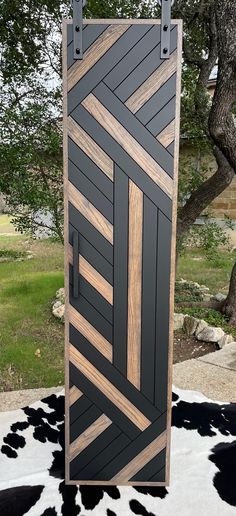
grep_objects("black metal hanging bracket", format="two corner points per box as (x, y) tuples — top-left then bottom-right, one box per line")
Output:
(159, 0), (174, 59)
(72, 0), (83, 60)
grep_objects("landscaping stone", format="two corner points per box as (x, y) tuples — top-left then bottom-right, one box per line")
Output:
(195, 319), (208, 337)
(56, 287), (65, 303)
(174, 313), (185, 330)
(196, 325), (224, 343)
(218, 333), (234, 349)
(213, 292), (227, 303)
(52, 303), (65, 321)
(52, 300), (62, 310)
(183, 315), (199, 336)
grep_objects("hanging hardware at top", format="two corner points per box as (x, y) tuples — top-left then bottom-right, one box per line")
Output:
(159, 0), (175, 59)
(72, 0), (87, 60)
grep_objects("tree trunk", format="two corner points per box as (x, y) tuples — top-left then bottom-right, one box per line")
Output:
(177, 147), (234, 244)
(221, 260), (236, 325)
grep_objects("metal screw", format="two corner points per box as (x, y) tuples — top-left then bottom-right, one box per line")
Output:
(76, 48), (80, 55)
(163, 47), (168, 54)
(163, 24), (168, 31)
(75, 25), (80, 32)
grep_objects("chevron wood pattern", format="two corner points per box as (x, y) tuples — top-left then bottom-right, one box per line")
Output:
(64, 19), (182, 486)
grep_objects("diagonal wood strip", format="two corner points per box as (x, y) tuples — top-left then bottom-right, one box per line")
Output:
(69, 344), (152, 431)
(69, 245), (113, 304)
(68, 182), (113, 244)
(82, 94), (173, 199)
(127, 181), (143, 390)
(68, 24), (130, 91)
(68, 117), (113, 180)
(125, 50), (177, 114)
(70, 413), (112, 461)
(111, 431), (167, 482)
(70, 385), (83, 406)
(156, 120), (175, 148)
(69, 305), (112, 362)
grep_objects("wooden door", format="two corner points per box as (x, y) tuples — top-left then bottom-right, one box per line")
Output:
(64, 19), (182, 486)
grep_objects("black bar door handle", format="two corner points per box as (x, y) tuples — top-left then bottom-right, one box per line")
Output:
(72, 230), (79, 298)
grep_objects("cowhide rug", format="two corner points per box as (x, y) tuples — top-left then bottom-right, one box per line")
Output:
(0, 387), (235, 516)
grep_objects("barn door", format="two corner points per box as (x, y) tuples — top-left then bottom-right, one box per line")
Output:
(64, 18), (182, 486)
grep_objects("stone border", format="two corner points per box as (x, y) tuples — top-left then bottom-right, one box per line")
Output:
(174, 312), (235, 349)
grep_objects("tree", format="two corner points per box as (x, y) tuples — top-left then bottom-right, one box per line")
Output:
(0, 0), (67, 240)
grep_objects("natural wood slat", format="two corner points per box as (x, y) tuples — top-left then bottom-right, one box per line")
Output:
(69, 305), (112, 362)
(69, 385), (83, 406)
(111, 431), (167, 482)
(68, 182), (113, 244)
(127, 181), (143, 390)
(125, 50), (177, 113)
(82, 94), (173, 199)
(68, 24), (130, 91)
(157, 120), (175, 148)
(69, 245), (113, 304)
(69, 344), (152, 431)
(68, 116), (113, 180)
(70, 414), (112, 461)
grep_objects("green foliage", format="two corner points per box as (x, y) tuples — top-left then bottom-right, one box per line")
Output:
(0, 249), (28, 261)
(175, 281), (204, 303)
(184, 219), (231, 264)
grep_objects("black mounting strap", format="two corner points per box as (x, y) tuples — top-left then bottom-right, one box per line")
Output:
(73, 0), (83, 60)
(159, 0), (174, 59)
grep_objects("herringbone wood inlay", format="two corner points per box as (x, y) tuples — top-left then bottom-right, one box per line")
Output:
(64, 18), (182, 486)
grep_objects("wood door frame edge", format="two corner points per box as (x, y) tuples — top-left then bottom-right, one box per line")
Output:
(63, 19), (70, 486)
(165, 19), (183, 487)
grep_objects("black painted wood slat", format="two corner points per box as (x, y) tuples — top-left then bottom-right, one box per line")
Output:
(70, 363), (141, 440)
(114, 26), (177, 102)
(93, 81), (173, 178)
(113, 165), (128, 375)
(68, 24), (154, 113)
(69, 203), (113, 264)
(154, 211), (172, 413)
(69, 324), (161, 422)
(69, 268), (113, 324)
(92, 413), (167, 481)
(69, 224), (113, 285)
(68, 159), (113, 223)
(136, 73), (177, 125)
(69, 285), (113, 344)
(68, 137), (114, 203)
(70, 424), (121, 479)
(103, 24), (156, 90)
(130, 448), (166, 482)
(141, 197), (158, 404)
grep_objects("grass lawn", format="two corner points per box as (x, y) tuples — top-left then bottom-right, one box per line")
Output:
(0, 221), (64, 391)
(177, 248), (236, 294)
(0, 214), (18, 235)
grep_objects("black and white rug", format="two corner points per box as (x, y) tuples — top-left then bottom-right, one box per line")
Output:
(0, 387), (235, 516)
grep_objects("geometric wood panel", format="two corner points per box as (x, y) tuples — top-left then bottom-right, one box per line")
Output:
(64, 18), (182, 486)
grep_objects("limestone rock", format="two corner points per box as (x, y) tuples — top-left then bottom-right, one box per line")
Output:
(183, 316), (199, 336)
(52, 300), (62, 310)
(196, 326), (224, 343)
(213, 292), (227, 303)
(195, 319), (208, 337)
(218, 334), (234, 349)
(174, 313), (185, 331)
(52, 303), (65, 321)
(56, 287), (65, 303)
